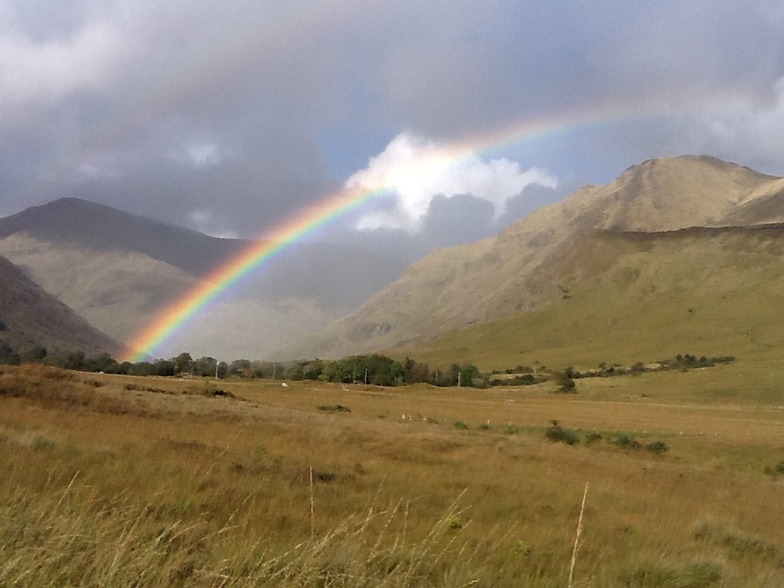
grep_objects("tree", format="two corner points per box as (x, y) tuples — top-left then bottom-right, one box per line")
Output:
(154, 359), (175, 376)
(303, 360), (324, 380)
(193, 356), (218, 377)
(83, 353), (118, 373)
(460, 364), (485, 388)
(21, 345), (48, 364)
(229, 359), (252, 378)
(63, 350), (85, 371)
(0, 341), (17, 364)
(173, 352), (193, 375)
(128, 361), (155, 376)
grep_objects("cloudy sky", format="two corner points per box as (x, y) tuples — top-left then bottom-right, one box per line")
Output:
(2, 0), (784, 261)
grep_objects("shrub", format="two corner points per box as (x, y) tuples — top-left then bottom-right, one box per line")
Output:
(491, 373), (543, 386)
(552, 371), (576, 393)
(31, 435), (55, 451)
(614, 435), (668, 454)
(615, 434), (642, 450)
(545, 420), (578, 444)
(317, 405), (351, 413)
(645, 441), (669, 455)
(585, 432), (603, 445)
(763, 460), (784, 478)
(454, 420), (469, 430)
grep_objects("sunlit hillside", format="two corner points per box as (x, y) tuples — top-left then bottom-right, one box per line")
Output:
(284, 156), (784, 361)
(400, 225), (784, 372)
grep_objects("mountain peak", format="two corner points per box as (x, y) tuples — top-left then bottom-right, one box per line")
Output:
(589, 155), (776, 232)
(0, 197), (249, 276)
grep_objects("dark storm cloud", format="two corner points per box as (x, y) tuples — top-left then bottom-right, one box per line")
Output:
(1, 0), (784, 248)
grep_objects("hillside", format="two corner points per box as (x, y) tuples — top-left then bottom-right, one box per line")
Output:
(282, 156), (784, 360)
(401, 225), (784, 370)
(0, 198), (405, 359)
(0, 254), (120, 357)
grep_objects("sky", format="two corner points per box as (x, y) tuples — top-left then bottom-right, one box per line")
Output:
(2, 0), (784, 263)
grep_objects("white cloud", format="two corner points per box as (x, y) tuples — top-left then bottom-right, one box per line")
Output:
(346, 133), (558, 231)
(175, 142), (230, 169)
(0, 20), (126, 108)
(667, 77), (784, 174)
(188, 210), (238, 239)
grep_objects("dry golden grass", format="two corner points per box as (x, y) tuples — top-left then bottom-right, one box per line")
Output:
(2, 363), (784, 586)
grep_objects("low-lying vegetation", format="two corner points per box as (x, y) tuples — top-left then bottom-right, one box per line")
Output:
(2, 363), (783, 586)
(543, 421), (669, 454)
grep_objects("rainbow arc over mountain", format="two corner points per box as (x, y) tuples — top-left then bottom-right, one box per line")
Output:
(122, 106), (667, 362)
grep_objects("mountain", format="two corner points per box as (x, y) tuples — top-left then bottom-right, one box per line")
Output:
(0, 198), (405, 359)
(0, 254), (120, 357)
(282, 156), (784, 361)
(0, 197), (249, 276)
(399, 225), (784, 370)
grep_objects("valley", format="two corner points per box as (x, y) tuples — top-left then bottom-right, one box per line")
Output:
(2, 156), (784, 586)
(2, 362), (784, 586)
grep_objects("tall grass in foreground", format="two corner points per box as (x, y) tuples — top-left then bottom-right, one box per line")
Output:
(0, 470), (529, 587)
(2, 364), (784, 586)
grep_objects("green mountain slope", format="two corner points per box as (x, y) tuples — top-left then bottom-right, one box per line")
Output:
(282, 156), (784, 361)
(401, 226), (784, 370)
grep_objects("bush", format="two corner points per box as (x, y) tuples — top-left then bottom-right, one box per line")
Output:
(763, 460), (784, 478)
(545, 420), (578, 444)
(614, 435), (668, 454)
(552, 371), (576, 393)
(645, 441), (669, 455)
(317, 405), (351, 413)
(585, 432), (603, 445)
(615, 434), (642, 450)
(494, 373), (545, 386)
(454, 420), (469, 430)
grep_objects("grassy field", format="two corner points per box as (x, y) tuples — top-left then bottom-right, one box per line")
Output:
(2, 362), (784, 586)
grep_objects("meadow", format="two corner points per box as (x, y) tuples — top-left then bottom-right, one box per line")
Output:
(2, 362), (784, 586)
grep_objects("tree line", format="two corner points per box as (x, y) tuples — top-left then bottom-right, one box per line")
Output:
(0, 339), (733, 391)
(0, 343), (488, 388)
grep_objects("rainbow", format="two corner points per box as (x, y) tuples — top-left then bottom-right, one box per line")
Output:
(122, 184), (388, 361)
(8, 3), (707, 362)
(122, 105), (674, 362)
